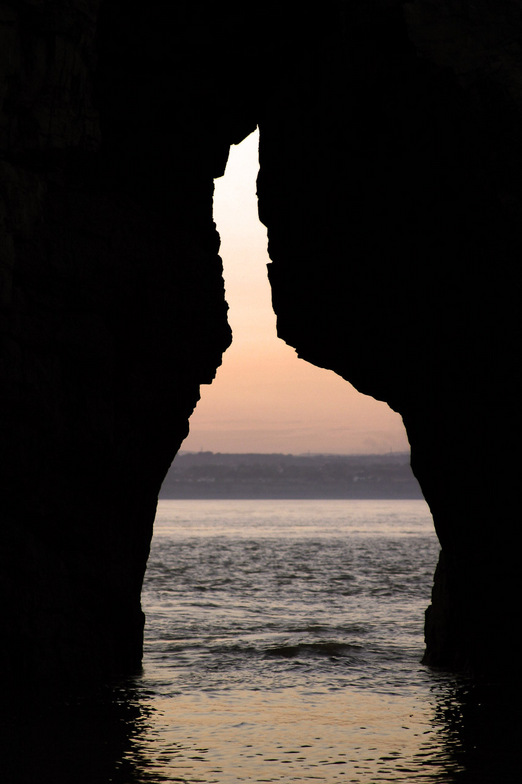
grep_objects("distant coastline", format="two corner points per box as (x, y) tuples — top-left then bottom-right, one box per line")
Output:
(159, 452), (424, 500)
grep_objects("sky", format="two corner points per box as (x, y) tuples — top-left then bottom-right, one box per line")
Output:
(181, 130), (410, 455)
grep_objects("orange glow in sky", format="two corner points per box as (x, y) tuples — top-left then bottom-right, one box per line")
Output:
(181, 130), (410, 454)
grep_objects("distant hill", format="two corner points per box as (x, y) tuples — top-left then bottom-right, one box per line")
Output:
(159, 452), (424, 499)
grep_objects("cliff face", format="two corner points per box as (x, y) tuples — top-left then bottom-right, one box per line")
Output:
(1, 1), (521, 688)
(0, 0), (236, 688)
(257, 1), (522, 677)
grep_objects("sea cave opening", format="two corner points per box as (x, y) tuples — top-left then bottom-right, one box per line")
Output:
(180, 128), (412, 462)
(143, 130), (443, 777)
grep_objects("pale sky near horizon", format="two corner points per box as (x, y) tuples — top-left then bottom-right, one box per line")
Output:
(181, 130), (410, 455)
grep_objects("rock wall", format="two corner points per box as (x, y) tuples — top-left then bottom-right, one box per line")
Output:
(257, 0), (522, 678)
(0, 0), (235, 689)
(1, 0), (521, 689)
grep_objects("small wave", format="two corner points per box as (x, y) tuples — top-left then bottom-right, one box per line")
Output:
(201, 639), (363, 664)
(264, 641), (360, 659)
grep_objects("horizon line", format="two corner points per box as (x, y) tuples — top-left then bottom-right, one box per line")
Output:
(177, 449), (411, 457)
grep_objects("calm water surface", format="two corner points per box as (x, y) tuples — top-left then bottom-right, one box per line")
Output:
(6, 499), (520, 783)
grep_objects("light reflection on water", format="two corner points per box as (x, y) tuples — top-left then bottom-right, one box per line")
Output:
(122, 685), (458, 783)
(3, 659), (520, 783)
(113, 675), (520, 784)
(3, 500), (521, 783)
(117, 500), (520, 783)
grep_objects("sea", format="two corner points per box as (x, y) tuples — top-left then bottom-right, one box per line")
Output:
(7, 498), (520, 783)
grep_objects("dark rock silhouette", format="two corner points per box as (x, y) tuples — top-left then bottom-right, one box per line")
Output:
(257, 2), (522, 680)
(1, 1), (521, 689)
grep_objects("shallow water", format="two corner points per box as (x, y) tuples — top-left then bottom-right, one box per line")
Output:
(4, 499), (520, 783)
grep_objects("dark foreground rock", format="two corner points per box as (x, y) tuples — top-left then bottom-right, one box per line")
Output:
(1, 1), (521, 690)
